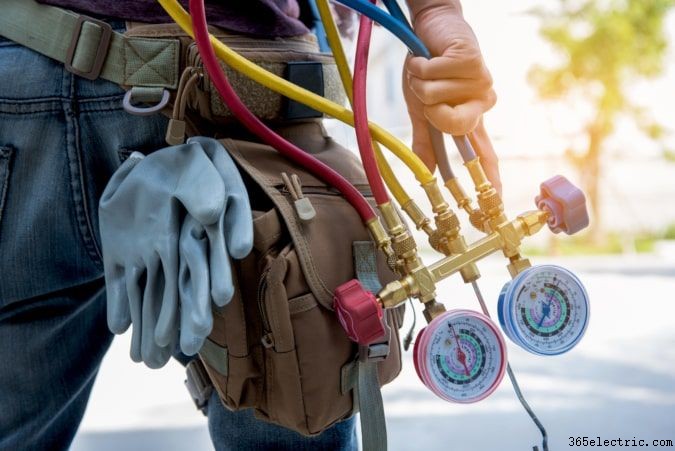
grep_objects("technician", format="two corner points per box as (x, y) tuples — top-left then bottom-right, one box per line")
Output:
(0, 0), (498, 449)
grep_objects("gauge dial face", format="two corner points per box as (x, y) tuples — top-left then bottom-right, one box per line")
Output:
(414, 310), (507, 403)
(499, 265), (589, 355)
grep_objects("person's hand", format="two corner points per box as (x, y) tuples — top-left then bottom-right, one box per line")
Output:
(402, 3), (501, 192)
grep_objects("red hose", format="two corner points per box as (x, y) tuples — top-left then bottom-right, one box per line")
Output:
(188, 0), (377, 222)
(353, 0), (390, 205)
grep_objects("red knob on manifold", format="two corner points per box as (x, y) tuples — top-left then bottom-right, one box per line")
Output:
(333, 279), (386, 345)
(536, 175), (590, 235)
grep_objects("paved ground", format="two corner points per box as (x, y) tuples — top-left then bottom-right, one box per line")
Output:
(71, 247), (675, 451)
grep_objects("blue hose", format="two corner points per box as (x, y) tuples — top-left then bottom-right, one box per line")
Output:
(334, 0), (431, 57)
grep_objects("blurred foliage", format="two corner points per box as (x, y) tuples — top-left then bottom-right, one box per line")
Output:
(524, 222), (675, 255)
(664, 223), (675, 239)
(663, 148), (675, 162)
(524, 232), (656, 255)
(528, 0), (674, 240)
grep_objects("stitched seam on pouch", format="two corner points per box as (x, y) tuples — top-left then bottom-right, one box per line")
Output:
(225, 139), (332, 306)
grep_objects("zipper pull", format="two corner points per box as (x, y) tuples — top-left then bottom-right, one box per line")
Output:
(281, 172), (316, 223)
(165, 66), (202, 145)
(261, 332), (275, 349)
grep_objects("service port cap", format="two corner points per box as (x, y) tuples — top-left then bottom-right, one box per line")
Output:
(536, 175), (589, 235)
(333, 279), (386, 345)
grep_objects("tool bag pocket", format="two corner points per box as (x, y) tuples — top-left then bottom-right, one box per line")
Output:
(198, 134), (403, 436)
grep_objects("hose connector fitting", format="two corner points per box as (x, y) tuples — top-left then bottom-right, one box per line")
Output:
(401, 200), (434, 236)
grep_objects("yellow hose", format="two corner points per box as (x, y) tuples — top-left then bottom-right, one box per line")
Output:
(157, 0), (435, 185)
(315, 0), (410, 205)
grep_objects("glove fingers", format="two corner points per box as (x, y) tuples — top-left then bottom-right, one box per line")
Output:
(105, 263), (131, 334)
(224, 193), (253, 259)
(203, 217), (234, 307)
(99, 152), (145, 208)
(141, 257), (173, 369)
(125, 265), (145, 363)
(154, 249), (180, 348)
(175, 144), (226, 226)
(179, 219), (213, 355)
(187, 136), (252, 260)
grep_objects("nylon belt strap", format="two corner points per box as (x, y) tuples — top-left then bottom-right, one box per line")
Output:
(1, 0), (180, 88)
(357, 360), (387, 451)
(353, 241), (388, 451)
(354, 241), (383, 294)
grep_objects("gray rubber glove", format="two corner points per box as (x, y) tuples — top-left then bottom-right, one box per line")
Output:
(177, 137), (253, 355)
(100, 141), (227, 368)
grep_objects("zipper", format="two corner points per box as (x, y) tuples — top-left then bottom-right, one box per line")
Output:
(257, 266), (275, 349)
(277, 185), (373, 198)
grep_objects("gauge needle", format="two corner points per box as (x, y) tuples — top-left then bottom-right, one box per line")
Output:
(538, 301), (551, 328)
(538, 280), (559, 328)
(449, 323), (470, 377)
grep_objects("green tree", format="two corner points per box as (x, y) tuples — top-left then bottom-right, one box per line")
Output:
(529, 0), (673, 239)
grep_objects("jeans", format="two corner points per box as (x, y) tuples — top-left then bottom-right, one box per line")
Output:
(0, 27), (356, 451)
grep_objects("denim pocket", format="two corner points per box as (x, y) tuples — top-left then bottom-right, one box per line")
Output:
(0, 145), (15, 229)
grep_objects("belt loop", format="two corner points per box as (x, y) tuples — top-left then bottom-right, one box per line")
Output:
(64, 15), (113, 80)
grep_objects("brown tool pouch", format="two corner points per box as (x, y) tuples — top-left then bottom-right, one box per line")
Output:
(122, 24), (403, 436)
(196, 122), (403, 436)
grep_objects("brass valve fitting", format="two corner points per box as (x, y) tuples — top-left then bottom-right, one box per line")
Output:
(421, 180), (449, 215)
(444, 178), (472, 214)
(379, 202), (428, 278)
(428, 211), (460, 254)
(465, 157), (491, 192)
(517, 210), (550, 237)
(477, 191), (503, 217)
(378, 202), (405, 236)
(507, 254), (532, 278)
(378, 264), (436, 308)
(419, 180), (482, 283)
(366, 217), (393, 260)
(376, 203), (438, 308)
(446, 235), (481, 283)
(422, 299), (447, 323)
(444, 177), (489, 233)
(401, 200), (434, 236)
(465, 158), (508, 229)
(469, 208), (488, 232)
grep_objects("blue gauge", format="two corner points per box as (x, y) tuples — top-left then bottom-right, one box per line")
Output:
(498, 265), (589, 356)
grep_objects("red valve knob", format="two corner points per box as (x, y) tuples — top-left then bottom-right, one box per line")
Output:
(333, 279), (385, 345)
(535, 175), (589, 235)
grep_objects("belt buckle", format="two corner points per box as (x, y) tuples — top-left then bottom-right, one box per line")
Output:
(358, 318), (392, 363)
(184, 359), (214, 416)
(65, 15), (113, 80)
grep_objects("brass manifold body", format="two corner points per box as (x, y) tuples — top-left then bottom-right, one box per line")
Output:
(373, 156), (550, 321)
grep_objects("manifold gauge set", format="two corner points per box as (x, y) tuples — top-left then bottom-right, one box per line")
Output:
(160, 0), (592, 448)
